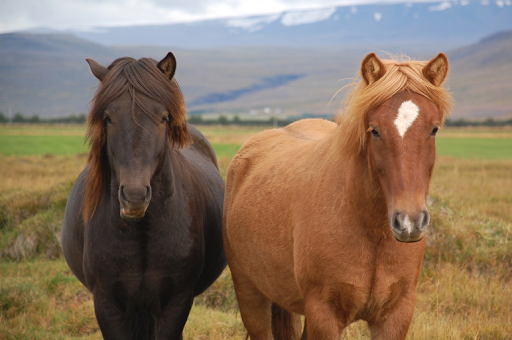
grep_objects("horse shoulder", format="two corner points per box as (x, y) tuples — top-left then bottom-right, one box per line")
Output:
(175, 127), (225, 222)
(61, 167), (88, 287)
(172, 128), (227, 295)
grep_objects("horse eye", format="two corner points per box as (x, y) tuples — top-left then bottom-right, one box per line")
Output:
(371, 128), (379, 137)
(431, 127), (439, 136)
(104, 115), (112, 124)
(161, 115), (169, 123)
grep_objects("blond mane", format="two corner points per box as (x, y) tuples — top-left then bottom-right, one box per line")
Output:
(336, 57), (453, 154)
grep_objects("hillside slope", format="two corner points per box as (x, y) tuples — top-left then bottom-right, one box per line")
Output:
(0, 33), (120, 117)
(447, 30), (512, 118)
(0, 31), (511, 118)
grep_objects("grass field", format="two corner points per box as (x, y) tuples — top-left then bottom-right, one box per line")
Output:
(2, 124), (512, 159)
(1, 124), (512, 339)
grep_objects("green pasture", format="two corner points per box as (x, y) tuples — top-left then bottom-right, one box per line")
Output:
(210, 143), (241, 159)
(436, 138), (512, 160)
(0, 135), (87, 156)
(0, 135), (240, 159)
(0, 126), (512, 160)
(2, 131), (512, 160)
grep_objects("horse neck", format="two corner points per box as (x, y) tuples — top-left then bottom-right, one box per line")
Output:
(322, 126), (389, 234)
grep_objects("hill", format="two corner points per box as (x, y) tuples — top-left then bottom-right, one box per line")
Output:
(0, 33), (120, 118)
(0, 30), (511, 118)
(63, 1), (512, 50)
(0, 33), (365, 118)
(447, 30), (512, 118)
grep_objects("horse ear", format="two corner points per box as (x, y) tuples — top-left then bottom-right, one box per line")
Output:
(86, 58), (109, 82)
(423, 53), (449, 86)
(361, 53), (386, 85)
(157, 52), (177, 80)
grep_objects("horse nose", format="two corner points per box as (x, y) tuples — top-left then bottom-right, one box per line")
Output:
(119, 185), (152, 204)
(119, 185), (152, 220)
(391, 209), (429, 242)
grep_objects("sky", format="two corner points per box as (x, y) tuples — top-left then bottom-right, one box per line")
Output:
(0, 0), (442, 34)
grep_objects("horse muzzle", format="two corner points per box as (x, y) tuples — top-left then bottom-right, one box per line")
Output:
(119, 185), (152, 221)
(390, 209), (429, 243)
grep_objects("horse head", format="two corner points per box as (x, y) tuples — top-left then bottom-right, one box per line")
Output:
(361, 53), (449, 242)
(84, 53), (189, 221)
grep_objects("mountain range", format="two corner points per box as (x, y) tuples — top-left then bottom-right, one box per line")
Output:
(1, 1), (511, 119)
(61, 1), (512, 50)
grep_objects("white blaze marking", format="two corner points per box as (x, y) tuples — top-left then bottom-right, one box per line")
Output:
(394, 100), (419, 138)
(403, 215), (413, 233)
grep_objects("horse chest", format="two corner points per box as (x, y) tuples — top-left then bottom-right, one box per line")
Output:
(83, 216), (202, 291)
(355, 242), (424, 321)
(304, 236), (422, 322)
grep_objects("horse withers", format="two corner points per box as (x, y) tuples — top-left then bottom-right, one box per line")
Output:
(223, 53), (452, 339)
(62, 53), (226, 340)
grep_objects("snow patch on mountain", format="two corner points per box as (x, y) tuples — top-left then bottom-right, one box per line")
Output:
(495, 0), (512, 6)
(226, 14), (281, 32)
(429, 2), (453, 11)
(281, 7), (336, 27)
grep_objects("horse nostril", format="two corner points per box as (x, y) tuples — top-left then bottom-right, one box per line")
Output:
(392, 212), (402, 231)
(144, 186), (152, 202)
(120, 186), (128, 203)
(419, 210), (430, 231)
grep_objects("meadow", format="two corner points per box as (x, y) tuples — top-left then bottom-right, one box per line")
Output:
(1, 124), (511, 339)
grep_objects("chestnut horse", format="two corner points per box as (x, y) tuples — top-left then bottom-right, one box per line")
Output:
(62, 53), (226, 340)
(223, 53), (452, 339)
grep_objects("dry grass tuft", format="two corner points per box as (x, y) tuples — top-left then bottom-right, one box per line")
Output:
(431, 156), (512, 222)
(194, 125), (267, 145)
(0, 154), (87, 192)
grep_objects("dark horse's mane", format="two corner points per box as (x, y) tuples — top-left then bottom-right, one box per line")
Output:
(83, 57), (190, 222)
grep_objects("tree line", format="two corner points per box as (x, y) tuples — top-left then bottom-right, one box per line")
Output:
(1, 112), (512, 127)
(444, 117), (512, 127)
(187, 114), (298, 127)
(0, 112), (87, 124)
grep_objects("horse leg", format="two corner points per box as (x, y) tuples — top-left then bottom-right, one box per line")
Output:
(154, 290), (195, 340)
(303, 296), (342, 340)
(230, 265), (273, 340)
(367, 296), (415, 340)
(93, 293), (132, 340)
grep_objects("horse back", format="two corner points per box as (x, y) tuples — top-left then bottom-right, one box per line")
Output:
(225, 118), (337, 204)
(186, 124), (219, 169)
(281, 118), (337, 141)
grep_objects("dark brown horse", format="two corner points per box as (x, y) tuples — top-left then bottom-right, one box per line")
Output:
(62, 53), (226, 340)
(223, 53), (452, 339)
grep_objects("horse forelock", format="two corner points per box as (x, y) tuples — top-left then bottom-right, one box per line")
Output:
(335, 57), (453, 156)
(82, 56), (190, 222)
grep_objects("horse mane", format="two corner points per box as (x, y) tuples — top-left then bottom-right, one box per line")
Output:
(336, 56), (453, 155)
(82, 57), (190, 222)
